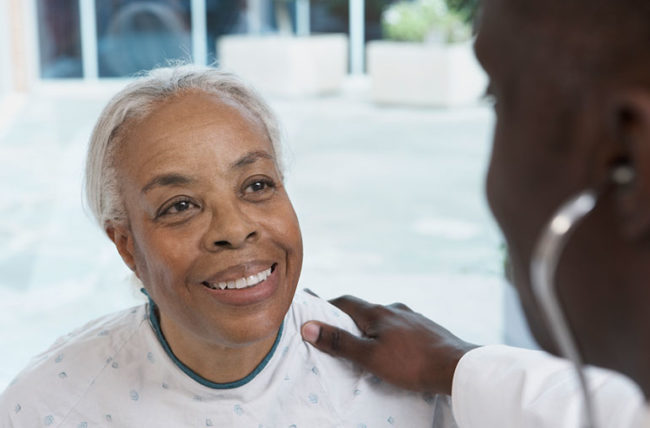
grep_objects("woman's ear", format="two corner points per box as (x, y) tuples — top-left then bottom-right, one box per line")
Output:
(609, 90), (650, 240)
(105, 222), (138, 274)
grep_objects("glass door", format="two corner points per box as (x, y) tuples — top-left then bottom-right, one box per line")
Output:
(95, 0), (192, 77)
(36, 0), (83, 78)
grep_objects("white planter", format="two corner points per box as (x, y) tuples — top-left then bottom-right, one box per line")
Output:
(367, 40), (488, 107)
(218, 34), (348, 97)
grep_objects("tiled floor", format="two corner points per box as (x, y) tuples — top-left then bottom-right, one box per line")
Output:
(0, 82), (507, 389)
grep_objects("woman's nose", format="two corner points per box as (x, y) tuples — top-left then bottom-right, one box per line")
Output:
(202, 201), (258, 251)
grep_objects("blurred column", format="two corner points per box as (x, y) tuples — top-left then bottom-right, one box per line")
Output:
(79, 0), (98, 79)
(295, 0), (310, 36)
(190, 0), (207, 65)
(349, 0), (364, 74)
(0, 0), (12, 95)
(8, 0), (28, 90)
(247, 0), (263, 34)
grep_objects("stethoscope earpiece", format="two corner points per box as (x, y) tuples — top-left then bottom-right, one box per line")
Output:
(611, 164), (635, 186)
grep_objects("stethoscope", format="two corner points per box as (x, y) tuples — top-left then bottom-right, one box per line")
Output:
(529, 164), (635, 428)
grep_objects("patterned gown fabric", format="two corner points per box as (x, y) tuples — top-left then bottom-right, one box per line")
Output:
(1, 290), (457, 427)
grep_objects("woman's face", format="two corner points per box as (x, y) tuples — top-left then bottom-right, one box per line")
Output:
(111, 91), (303, 351)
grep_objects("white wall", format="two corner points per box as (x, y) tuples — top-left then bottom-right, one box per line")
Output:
(0, 0), (13, 96)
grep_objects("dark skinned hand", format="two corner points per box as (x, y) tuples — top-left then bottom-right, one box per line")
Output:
(301, 293), (479, 396)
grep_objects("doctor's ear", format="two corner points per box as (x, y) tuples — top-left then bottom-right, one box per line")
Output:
(608, 91), (650, 240)
(105, 222), (138, 274)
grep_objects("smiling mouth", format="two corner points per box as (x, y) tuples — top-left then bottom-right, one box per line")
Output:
(202, 263), (277, 290)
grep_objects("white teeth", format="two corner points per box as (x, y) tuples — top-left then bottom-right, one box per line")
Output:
(259, 267), (272, 281)
(205, 267), (273, 291)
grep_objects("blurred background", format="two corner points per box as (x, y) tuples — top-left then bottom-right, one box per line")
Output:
(0, 0), (536, 390)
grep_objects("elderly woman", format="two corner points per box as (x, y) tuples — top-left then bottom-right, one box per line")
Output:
(0, 66), (455, 427)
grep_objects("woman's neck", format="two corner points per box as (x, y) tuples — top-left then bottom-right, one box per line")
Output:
(156, 309), (280, 385)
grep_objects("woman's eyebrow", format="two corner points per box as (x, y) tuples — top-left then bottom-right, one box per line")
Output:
(141, 173), (196, 194)
(230, 151), (273, 169)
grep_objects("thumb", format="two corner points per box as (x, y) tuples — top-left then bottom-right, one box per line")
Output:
(301, 321), (373, 365)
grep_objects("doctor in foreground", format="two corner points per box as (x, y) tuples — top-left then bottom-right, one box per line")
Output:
(302, 0), (650, 426)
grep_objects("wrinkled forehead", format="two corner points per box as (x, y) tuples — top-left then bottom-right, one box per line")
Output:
(117, 91), (270, 156)
(147, 91), (267, 135)
(112, 92), (276, 182)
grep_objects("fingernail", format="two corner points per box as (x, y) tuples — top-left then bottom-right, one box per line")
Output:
(301, 322), (320, 343)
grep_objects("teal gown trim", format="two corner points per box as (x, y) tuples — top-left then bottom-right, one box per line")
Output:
(143, 290), (284, 390)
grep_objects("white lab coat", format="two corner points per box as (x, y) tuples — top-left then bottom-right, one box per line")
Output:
(451, 345), (649, 427)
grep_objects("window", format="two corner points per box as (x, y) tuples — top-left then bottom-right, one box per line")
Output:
(205, 0), (247, 63)
(95, 0), (192, 77)
(36, 0), (83, 78)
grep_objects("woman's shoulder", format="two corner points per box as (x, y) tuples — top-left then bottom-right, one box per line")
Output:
(284, 290), (452, 426)
(289, 289), (361, 335)
(281, 289), (364, 395)
(0, 304), (149, 426)
(33, 304), (150, 369)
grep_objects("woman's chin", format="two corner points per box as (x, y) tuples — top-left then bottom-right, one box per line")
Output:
(204, 296), (290, 349)
(213, 315), (284, 350)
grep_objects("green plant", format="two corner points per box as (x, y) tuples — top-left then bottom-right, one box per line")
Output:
(382, 0), (471, 43)
(445, 0), (479, 24)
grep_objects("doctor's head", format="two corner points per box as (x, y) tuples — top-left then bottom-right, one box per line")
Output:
(478, 0), (650, 384)
(84, 66), (303, 379)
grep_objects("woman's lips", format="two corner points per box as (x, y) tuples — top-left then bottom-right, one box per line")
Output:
(199, 263), (280, 306)
(202, 264), (276, 290)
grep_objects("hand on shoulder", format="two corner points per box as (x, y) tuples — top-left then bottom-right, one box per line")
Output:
(301, 294), (478, 395)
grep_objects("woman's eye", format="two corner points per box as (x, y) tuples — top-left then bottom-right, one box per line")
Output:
(243, 178), (276, 199)
(247, 180), (268, 192)
(170, 201), (191, 212)
(159, 199), (199, 217)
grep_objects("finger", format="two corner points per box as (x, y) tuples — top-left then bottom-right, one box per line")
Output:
(303, 288), (320, 298)
(301, 322), (373, 365)
(328, 295), (381, 332)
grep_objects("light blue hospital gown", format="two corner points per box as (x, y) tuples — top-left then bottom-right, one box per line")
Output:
(0, 290), (457, 427)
